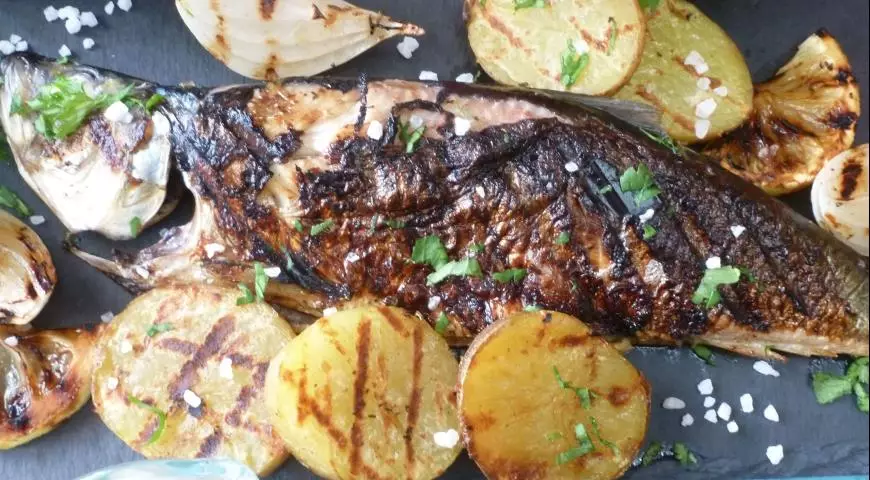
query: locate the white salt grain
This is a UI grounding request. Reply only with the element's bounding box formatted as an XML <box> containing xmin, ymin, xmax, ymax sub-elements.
<box><xmin>726</xmin><ymin>421</ymin><xmax>739</xmax><ymax>433</ymax></box>
<box><xmin>105</xmin><ymin>1</ymin><xmax>115</xmax><ymax>15</ymax></box>
<box><xmin>29</xmin><ymin>215</ymin><xmax>46</xmax><ymax>226</ymax></box>
<box><xmin>763</xmin><ymin>404</ymin><xmax>780</xmax><ymax>422</ymax></box>
<box><xmin>59</xmin><ymin>44</ymin><xmax>72</xmax><ymax>57</ymax></box>
<box><xmin>409</xmin><ymin>114</ymin><xmax>424</xmax><ymax>129</ymax></box>
<box><xmin>219</xmin><ymin>357</ymin><xmax>234</xmax><ymax>380</ymax></box>
<box><xmin>100</xmin><ymin>311</ymin><xmax>115</xmax><ymax>323</ymax></box>
<box><xmin>0</xmin><ymin>41</ymin><xmax>14</xmax><ymax>55</ymax></box>
<box><xmin>717</xmin><ymin>402</ymin><xmax>732</xmax><ymax>421</ymax></box>
<box><xmin>14</xmin><ymin>41</ymin><xmax>28</xmax><ymax>52</ymax></box>
<box><xmin>454</xmin><ymin>117</ymin><xmax>471</xmax><ymax>136</ymax></box>
<box><xmin>694</xmin><ymin>119</ymin><xmax>711</xmax><ymax>139</ymax></box>
<box><xmin>639</xmin><ymin>208</ymin><xmax>655</xmax><ymax>224</ymax></box>
<box><xmin>766</xmin><ymin>445</ymin><xmax>784</xmax><ymax>465</ymax></box>
<box><xmin>44</xmin><ymin>6</ymin><xmax>60</xmax><ymax>22</ymax></box>
<box><xmin>433</xmin><ymin>429</ymin><xmax>460</xmax><ymax>449</ymax></box>
<box><xmin>65</xmin><ymin>16</ymin><xmax>82</xmax><ymax>35</ymax></box>
<box><xmin>698</xmin><ymin>379</ymin><xmax>714</xmax><ymax>395</ymax></box>
<box><xmin>696</xmin><ymin>77</ymin><xmax>711</xmax><ymax>91</ymax></box>
<box><xmin>428</xmin><ymin>296</ymin><xmax>442</xmax><ymax>311</ymax></box>
<box><xmin>681</xmin><ymin>413</ymin><xmax>694</xmax><ymax>427</ymax></box>
<box><xmin>684</xmin><ymin>50</ymin><xmax>709</xmax><ymax>74</ymax></box>
<box><xmin>419</xmin><ymin>70</ymin><xmax>439</xmax><ymax>81</ymax></box>
<box><xmin>573</xmin><ymin>38</ymin><xmax>590</xmax><ymax>55</ymax></box>
<box><xmin>753</xmin><ymin>360</ymin><xmax>780</xmax><ymax>377</ymax></box>
<box><xmin>564</xmin><ymin>161</ymin><xmax>579</xmax><ymax>173</ymax></box>
<box><xmin>80</xmin><ymin>11</ymin><xmax>99</xmax><ymax>27</ymax></box>
<box><xmin>704</xmin><ymin>409</ymin><xmax>718</xmax><ymax>424</ymax></box>
<box><xmin>183</xmin><ymin>389</ymin><xmax>202</xmax><ymax>408</ymax></box>
<box><xmin>119</xmin><ymin>340</ymin><xmax>133</xmax><ymax>353</ymax></box>
<box><xmin>117</xmin><ymin>0</ymin><xmax>133</xmax><ymax>12</ymax></box>
<box><xmin>264</xmin><ymin>266</ymin><xmax>282</xmax><ymax>278</ymax></box>
<box><xmin>346</xmin><ymin>252</ymin><xmax>360</xmax><ymax>263</ymax></box>
<box><xmin>713</xmin><ymin>86</ymin><xmax>729</xmax><ymax>97</ymax></box>
<box><xmin>323</xmin><ymin>307</ymin><xmax>337</xmax><ymax>317</ymax></box>
<box><xmin>366</xmin><ymin>120</ymin><xmax>384</xmax><ymax>140</ymax></box>
<box><xmin>106</xmin><ymin>377</ymin><xmax>119</xmax><ymax>390</ymax></box>
<box><xmin>104</xmin><ymin>101</ymin><xmax>132</xmax><ymax>123</ymax></box>
<box><xmin>9</xmin><ymin>35</ymin><xmax>21</xmax><ymax>44</ymax></box>
<box><xmin>730</xmin><ymin>225</ymin><xmax>746</xmax><ymax>238</ymax></box>
<box><xmin>662</xmin><ymin>397</ymin><xmax>686</xmax><ymax>410</ymax></box>
<box><xmin>4</xmin><ymin>336</ymin><xmax>18</xmax><ymax>347</ymax></box>
<box><xmin>57</xmin><ymin>6</ymin><xmax>80</xmax><ymax>20</ymax></box>
<box><xmin>204</xmin><ymin>243</ymin><xmax>225</xmax><ymax>258</ymax></box>
<box><xmin>705</xmin><ymin>256</ymin><xmax>722</xmax><ymax>269</ymax></box>
<box><xmin>704</xmin><ymin>396</ymin><xmax>716</xmax><ymax>408</ymax></box>
<box><xmin>396</xmin><ymin>36</ymin><xmax>419</xmax><ymax>59</ymax></box>
<box><xmin>695</xmin><ymin>98</ymin><xmax>718</xmax><ymax>119</ymax></box>
<box><xmin>740</xmin><ymin>393</ymin><xmax>754</xmax><ymax>413</ymax></box>
<box><xmin>455</xmin><ymin>73</ymin><xmax>474</xmax><ymax>83</ymax></box>
<box><xmin>83</xmin><ymin>38</ymin><xmax>95</xmax><ymax>50</ymax></box>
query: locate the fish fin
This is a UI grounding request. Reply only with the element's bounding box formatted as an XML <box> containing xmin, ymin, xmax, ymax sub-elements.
<box><xmin>540</xmin><ymin>90</ymin><xmax>664</xmax><ymax>133</ymax></box>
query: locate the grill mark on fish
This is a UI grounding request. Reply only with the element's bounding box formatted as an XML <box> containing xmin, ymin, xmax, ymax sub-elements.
<box><xmin>87</xmin><ymin>116</ymin><xmax>122</xmax><ymax>169</ymax></box>
<box><xmin>348</xmin><ymin>317</ymin><xmax>372</xmax><ymax>476</ymax></box>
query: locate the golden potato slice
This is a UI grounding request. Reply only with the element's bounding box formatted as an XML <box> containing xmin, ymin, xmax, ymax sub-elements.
<box><xmin>1</xmin><ymin>325</ymin><xmax>94</xmax><ymax>449</ymax></box>
<box><xmin>465</xmin><ymin>0</ymin><xmax>645</xmax><ymax>95</ymax></box>
<box><xmin>459</xmin><ymin>311</ymin><xmax>650</xmax><ymax>480</ymax></box>
<box><xmin>91</xmin><ymin>286</ymin><xmax>294</xmax><ymax>476</ymax></box>
<box><xmin>615</xmin><ymin>0</ymin><xmax>752</xmax><ymax>143</ymax></box>
<box><xmin>265</xmin><ymin>306</ymin><xmax>461</xmax><ymax>480</ymax></box>
<box><xmin>704</xmin><ymin>31</ymin><xmax>860</xmax><ymax>195</ymax></box>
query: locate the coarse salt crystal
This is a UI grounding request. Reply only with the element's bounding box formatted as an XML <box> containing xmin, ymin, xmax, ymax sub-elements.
<box><xmin>696</xmin><ymin>77</ymin><xmax>711</xmax><ymax>90</ymax></box>
<box><xmin>57</xmin><ymin>6</ymin><xmax>80</xmax><ymax>20</ymax></box>
<box><xmin>694</xmin><ymin>119</ymin><xmax>711</xmax><ymax>139</ymax></box>
<box><xmin>717</xmin><ymin>402</ymin><xmax>732</xmax><ymax>421</ymax></box>
<box><xmin>704</xmin><ymin>396</ymin><xmax>716</xmax><ymax>408</ymax></box>
<box><xmin>80</xmin><ymin>12</ymin><xmax>98</xmax><ymax>27</ymax></box>
<box><xmin>713</xmin><ymin>86</ymin><xmax>729</xmax><ymax>97</ymax></box>
<box><xmin>433</xmin><ymin>429</ymin><xmax>460</xmax><ymax>449</ymax></box>
<box><xmin>367</xmin><ymin>120</ymin><xmax>384</xmax><ymax>140</ymax></box>
<box><xmin>0</xmin><ymin>41</ymin><xmax>15</xmax><ymax>55</ymax></box>
<box><xmin>730</xmin><ymin>225</ymin><xmax>746</xmax><ymax>238</ymax></box>
<box><xmin>65</xmin><ymin>16</ymin><xmax>83</xmax><ymax>35</ymax></box>
<box><xmin>704</xmin><ymin>409</ymin><xmax>718</xmax><ymax>423</ymax></box>
<box><xmin>684</xmin><ymin>50</ymin><xmax>708</xmax><ymax>73</ymax></box>
<box><xmin>29</xmin><ymin>215</ymin><xmax>45</xmax><ymax>226</ymax></box>
<box><xmin>428</xmin><ymin>296</ymin><xmax>442</xmax><ymax>311</ymax></box>
<box><xmin>396</xmin><ymin>36</ymin><xmax>419</xmax><ymax>59</ymax></box>
<box><xmin>104</xmin><ymin>101</ymin><xmax>133</xmax><ymax>123</ymax></box>
<box><xmin>726</xmin><ymin>420</ymin><xmax>739</xmax><ymax>433</ymax></box>
<box><xmin>14</xmin><ymin>41</ymin><xmax>28</xmax><ymax>52</ymax></box>
<box><xmin>740</xmin><ymin>393</ymin><xmax>754</xmax><ymax>413</ymax></box>
<box><xmin>766</xmin><ymin>445</ymin><xmax>784</xmax><ymax>465</ymax></box>
<box><xmin>323</xmin><ymin>307</ymin><xmax>337</xmax><ymax>317</ymax></box>
<box><xmin>100</xmin><ymin>311</ymin><xmax>115</xmax><ymax>323</ymax></box>
<box><xmin>705</xmin><ymin>256</ymin><xmax>722</xmax><ymax>269</ymax></box>
<box><xmin>119</xmin><ymin>340</ymin><xmax>133</xmax><ymax>353</ymax></box>
<box><xmin>475</xmin><ymin>185</ymin><xmax>486</xmax><ymax>198</ymax></box>
<box><xmin>753</xmin><ymin>360</ymin><xmax>780</xmax><ymax>377</ymax></box>
<box><xmin>59</xmin><ymin>44</ymin><xmax>72</xmax><ymax>57</ymax></box>
<box><xmin>183</xmin><ymin>389</ymin><xmax>202</xmax><ymax>408</ymax></box>
<box><xmin>105</xmin><ymin>377</ymin><xmax>119</xmax><ymax>390</ymax></box>
<box><xmin>564</xmin><ymin>161</ymin><xmax>579</xmax><ymax>173</ymax></box>
<box><xmin>662</xmin><ymin>397</ymin><xmax>686</xmax><ymax>410</ymax></box>
<box><xmin>105</xmin><ymin>2</ymin><xmax>115</xmax><ymax>15</ymax></box>
<box><xmin>573</xmin><ymin>38</ymin><xmax>590</xmax><ymax>55</ymax></box>
<box><xmin>638</xmin><ymin>208</ymin><xmax>655</xmax><ymax>224</ymax></box>
<box><xmin>4</xmin><ymin>336</ymin><xmax>19</xmax><ymax>347</ymax></box>
<box><xmin>117</xmin><ymin>0</ymin><xmax>133</xmax><ymax>12</ymax></box>
<box><xmin>152</xmin><ymin>112</ymin><xmax>170</xmax><ymax>136</ymax></box>
<box><xmin>44</xmin><ymin>6</ymin><xmax>60</xmax><ymax>22</ymax></box>
<box><xmin>419</xmin><ymin>70</ymin><xmax>439</xmax><ymax>81</ymax></box>
<box><xmin>681</xmin><ymin>413</ymin><xmax>694</xmax><ymax>427</ymax></box>
<box><xmin>455</xmin><ymin>73</ymin><xmax>474</xmax><ymax>83</ymax></box>
<box><xmin>409</xmin><ymin>114</ymin><xmax>424</xmax><ymax>129</ymax></box>
<box><xmin>134</xmin><ymin>266</ymin><xmax>150</xmax><ymax>278</ymax></box>
<box><xmin>264</xmin><ymin>266</ymin><xmax>282</xmax><ymax>278</ymax></box>
<box><xmin>204</xmin><ymin>243</ymin><xmax>224</xmax><ymax>258</ymax></box>
<box><xmin>83</xmin><ymin>38</ymin><xmax>95</xmax><ymax>50</ymax></box>
<box><xmin>698</xmin><ymin>379</ymin><xmax>714</xmax><ymax>395</ymax></box>
<box><xmin>695</xmin><ymin>98</ymin><xmax>718</xmax><ymax>119</ymax></box>
<box><xmin>9</xmin><ymin>35</ymin><xmax>21</xmax><ymax>44</ymax></box>
<box><xmin>346</xmin><ymin>252</ymin><xmax>360</xmax><ymax>263</ymax></box>
<box><xmin>454</xmin><ymin>117</ymin><xmax>471</xmax><ymax>136</ymax></box>
<box><xmin>219</xmin><ymin>357</ymin><xmax>233</xmax><ymax>379</ymax></box>
<box><xmin>763</xmin><ymin>404</ymin><xmax>779</xmax><ymax>422</ymax></box>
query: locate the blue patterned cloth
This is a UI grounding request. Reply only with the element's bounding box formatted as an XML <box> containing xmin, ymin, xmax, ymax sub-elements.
<box><xmin>76</xmin><ymin>459</ymin><xmax>259</xmax><ymax>480</ymax></box>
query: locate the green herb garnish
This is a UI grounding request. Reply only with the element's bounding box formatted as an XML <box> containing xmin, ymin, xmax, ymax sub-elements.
<box><xmin>129</xmin><ymin>216</ymin><xmax>142</xmax><ymax>237</ymax></box>
<box><xmin>638</xmin><ymin>0</ymin><xmax>662</xmax><ymax>11</ymax></box>
<box><xmin>513</xmin><ymin>0</ymin><xmax>546</xmax><ymax>9</ymax></box>
<box><xmin>523</xmin><ymin>304</ymin><xmax>542</xmax><ymax>312</ymax></box>
<box><xmin>589</xmin><ymin>416</ymin><xmax>619</xmax><ymax>455</ymax></box>
<box><xmin>237</xmin><ymin>262</ymin><xmax>268</xmax><ymax>305</ymax></box>
<box><xmin>434</xmin><ymin>312</ymin><xmax>449</xmax><ymax>335</ymax></box>
<box><xmin>855</xmin><ymin>383</ymin><xmax>869</xmax><ymax>413</ymax></box>
<box><xmin>468</xmin><ymin>242</ymin><xmax>485</xmax><ymax>254</ymax></box>
<box><xmin>55</xmin><ymin>56</ymin><xmax>70</xmax><ymax>65</ymax></box>
<box><xmin>555</xmin><ymin>231</ymin><xmax>570</xmax><ymax>245</ymax></box>
<box><xmin>0</xmin><ymin>128</ymin><xmax>10</xmax><ymax>164</ymax></box>
<box><xmin>812</xmin><ymin>357</ymin><xmax>869</xmax><ymax>412</ymax></box>
<box><xmin>281</xmin><ymin>246</ymin><xmax>294</xmax><ymax>271</ymax></box>
<box><xmin>310</xmin><ymin>219</ymin><xmax>334</xmax><ymax>236</ymax></box>
<box><xmin>492</xmin><ymin>268</ymin><xmax>527</xmax><ymax>284</ymax></box>
<box><xmin>619</xmin><ymin>164</ymin><xmax>661</xmax><ymax>204</ymax></box>
<box><xmin>556</xmin><ymin>423</ymin><xmax>595</xmax><ymax>465</ymax></box>
<box><xmin>144</xmin><ymin>93</ymin><xmax>165</xmax><ymax>113</ymax></box>
<box><xmin>570</xmin><ymin>279</ymin><xmax>579</xmax><ymax>292</ymax></box>
<box><xmin>560</xmin><ymin>40</ymin><xmax>590</xmax><ymax>88</ymax></box>
<box><xmin>293</xmin><ymin>219</ymin><xmax>304</xmax><ymax>232</ymax></box>
<box><xmin>0</xmin><ymin>185</ymin><xmax>32</xmax><ymax>217</ymax></box>
<box><xmin>146</xmin><ymin>323</ymin><xmax>173</xmax><ymax>337</ymax></box>
<box><xmin>640</xmin><ymin>441</ymin><xmax>663</xmax><ymax>466</ymax></box>
<box><xmin>384</xmin><ymin>219</ymin><xmax>405</xmax><ymax>229</ymax></box>
<box><xmin>691</xmin><ymin>344</ymin><xmax>715</xmax><ymax>366</ymax></box>
<box><xmin>642</xmin><ymin>224</ymin><xmax>657</xmax><ymax>240</ymax></box>
<box><xmin>599</xmin><ymin>185</ymin><xmax>614</xmax><ymax>194</ymax></box>
<box><xmin>554</xmin><ymin>366</ymin><xmax>596</xmax><ymax>409</ymax></box>
<box><xmin>546</xmin><ymin>432</ymin><xmax>563</xmax><ymax>442</ymax></box>
<box><xmin>127</xmin><ymin>395</ymin><xmax>167</xmax><ymax>445</ymax></box>
<box><xmin>607</xmin><ymin>18</ymin><xmax>618</xmax><ymax>55</ymax></box>
<box><xmin>426</xmin><ymin>257</ymin><xmax>483</xmax><ymax>285</ymax></box>
<box><xmin>412</xmin><ymin>235</ymin><xmax>449</xmax><ymax>270</ymax></box>
<box><xmin>639</xmin><ymin>128</ymin><xmax>681</xmax><ymax>154</ymax></box>
<box><xmin>847</xmin><ymin>357</ymin><xmax>869</xmax><ymax>384</ymax></box>
<box><xmin>691</xmin><ymin>266</ymin><xmax>741</xmax><ymax>309</ymax></box>
<box><xmin>399</xmin><ymin>122</ymin><xmax>425</xmax><ymax>153</ymax></box>
<box><xmin>673</xmin><ymin>442</ymin><xmax>698</xmax><ymax>466</ymax></box>
<box><xmin>236</xmin><ymin>284</ymin><xmax>255</xmax><ymax>305</ymax></box>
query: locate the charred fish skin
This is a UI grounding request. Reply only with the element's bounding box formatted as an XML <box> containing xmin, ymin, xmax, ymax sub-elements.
<box><xmin>5</xmin><ymin>54</ymin><xmax>859</xmax><ymax>357</ymax></box>
<box><xmin>0</xmin><ymin>53</ymin><xmax>177</xmax><ymax>241</ymax></box>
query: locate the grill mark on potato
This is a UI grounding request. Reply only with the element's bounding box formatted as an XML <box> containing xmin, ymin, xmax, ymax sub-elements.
<box><xmin>348</xmin><ymin>317</ymin><xmax>372</xmax><ymax>476</ymax></box>
<box><xmin>168</xmin><ymin>315</ymin><xmax>236</xmax><ymax>399</ymax></box>
<box><xmin>551</xmin><ymin>333</ymin><xmax>589</xmax><ymax>348</ymax></box>
<box><xmin>607</xmin><ymin>386</ymin><xmax>630</xmax><ymax>407</ymax></box>
<box><xmin>157</xmin><ymin>338</ymin><xmax>198</xmax><ymax>355</ymax></box>
<box><xmin>291</xmin><ymin>368</ymin><xmax>349</xmax><ymax>449</ymax></box>
<box><xmin>320</xmin><ymin>323</ymin><xmax>348</xmax><ymax>356</ymax></box>
<box><xmin>634</xmin><ymin>88</ymin><xmax>695</xmax><ymax>131</ymax></box>
<box><xmin>225</xmin><ymin>385</ymin><xmax>256</xmax><ymax>427</ymax></box>
<box><xmin>196</xmin><ymin>429</ymin><xmax>223</xmax><ymax>457</ymax></box>
<box><xmin>379</xmin><ymin>306</ymin><xmax>410</xmax><ymax>338</ymax></box>
<box><xmin>482</xmin><ymin>9</ymin><xmax>531</xmax><ymax>54</ymax></box>
<box><xmin>404</xmin><ymin>325</ymin><xmax>424</xmax><ymax>473</ymax></box>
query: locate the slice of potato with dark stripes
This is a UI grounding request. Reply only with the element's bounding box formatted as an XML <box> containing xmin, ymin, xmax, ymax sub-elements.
<box><xmin>91</xmin><ymin>286</ymin><xmax>295</xmax><ymax>476</ymax></box>
<box><xmin>459</xmin><ymin>310</ymin><xmax>650</xmax><ymax>480</ymax></box>
<box><xmin>465</xmin><ymin>0</ymin><xmax>645</xmax><ymax>96</ymax></box>
<box><xmin>265</xmin><ymin>306</ymin><xmax>461</xmax><ymax>480</ymax></box>
<box><xmin>1</xmin><ymin>325</ymin><xmax>94</xmax><ymax>449</ymax></box>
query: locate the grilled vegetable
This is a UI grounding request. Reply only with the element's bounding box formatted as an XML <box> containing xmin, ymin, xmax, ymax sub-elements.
<box><xmin>812</xmin><ymin>144</ymin><xmax>868</xmax><ymax>256</ymax></box>
<box><xmin>459</xmin><ymin>310</ymin><xmax>650</xmax><ymax>479</ymax></box>
<box><xmin>615</xmin><ymin>0</ymin><xmax>752</xmax><ymax>143</ymax></box>
<box><xmin>0</xmin><ymin>209</ymin><xmax>56</xmax><ymax>325</ymax></box>
<box><xmin>265</xmin><ymin>306</ymin><xmax>461</xmax><ymax>480</ymax></box>
<box><xmin>465</xmin><ymin>0</ymin><xmax>645</xmax><ymax>95</ymax></box>
<box><xmin>176</xmin><ymin>0</ymin><xmax>423</xmax><ymax>80</ymax></box>
<box><xmin>91</xmin><ymin>286</ymin><xmax>295</xmax><ymax>476</ymax></box>
<box><xmin>704</xmin><ymin>31</ymin><xmax>860</xmax><ymax>195</ymax></box>
<box><xmin>1</xmin><ymin>325</ymin><xmax>95</xmax><ymax>449</ymax></box>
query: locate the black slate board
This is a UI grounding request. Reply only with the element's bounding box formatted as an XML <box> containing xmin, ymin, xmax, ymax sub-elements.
<box><xmin>0</xmin><ymin>1</ymin><xmax>868</xmax><ymax>479</ymax></box>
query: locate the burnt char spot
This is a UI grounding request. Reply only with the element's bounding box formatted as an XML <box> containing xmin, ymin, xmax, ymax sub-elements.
<box><xmin>196</xmin><ymin>430</ymin><xmax>223</xmax><ymax>458</ymax></box>
<box><xmin>404</xmin><ymin>326</ymin><xmax>424</xmax><ymax>471</ymax></box>
<box><xmin>607</xmin><ymin>386</ymin><xmax>630</xmax><ymax>407</ymax></box>
<box><xmin>835</xmin><ymin>67</ymin><xmax>855</xmax><ymax>85</ymax></box>
<box><xmin>88</xmin><ymin>116</ymin><xmax>122</xmax><ymax>169</ymax></box>
<box><xmin>552</xmin><ymin>334</ymin><xmax>589</xmax><ymax>348</ymax></box>
<box><xmin>840</xmin><ymin>160</ymin><xmax>864</xmax><ymax>200</ymax></box>
<box><xmin>259</xmin><ymin>0</ymin><xmax>277</xmax><ymax>19</ymax></box>
<box><xmin>3</xmin><ymin>390</ymin><xmax>31</xmax><ymax>429</ymax></box>
<box><xmin>348</xmin><ymin>318</ymin><xmax>373</xmax><ymax>476</ymax></box>
<box><xmin>311</xmin><ymin>4</ymin><xmax>325</xmax><ymax>19</ymax></box>
<box><xmin>829</xmin><ymin>110</ymin><xmax>858</xmax><ymax>130</ymax></box>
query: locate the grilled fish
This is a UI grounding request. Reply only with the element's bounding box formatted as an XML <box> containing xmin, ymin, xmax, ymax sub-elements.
<box><xmin>2</xmin><ymin>53</ymin><xmax>867</xmax><ymax>358</ymax></box>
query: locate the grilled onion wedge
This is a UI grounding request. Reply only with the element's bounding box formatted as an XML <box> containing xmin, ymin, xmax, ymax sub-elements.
<box><xmin>265</xmin><ymin>306</ymin><xmax>462</xmax><ymax>480</ymax></box>
<box><xmin>1</xmin><ymin>325</ymin><xmax>95</xmax><ymax>450</ymax></box>
<box><xmin>91</xmin><ymin>286</ymin><xmax>295</xmax><ymax>476</ymax></box>
<box><xmin>465</xmin><ymin>0</ymin><xmax>645</xmax><ymax>95</ymax></box>
<box><xmin>459</xmin><ymin>311</ymin><xmax>650</xmax><ymax>480</ymax></box>
<box><xmin>704</xmin><ymin>31</ymin><xmax>860</xmax><ymax>195</ymax></box>
<box><xmin>0</xmin><ymin>209</ymin><xmax>56</xmax><ymax>325</ymax></box>
<box><xmin>615</xmin><ymin>0</ymin><xmax>752</xmax><ymax>143</ymax></box>
<box><xmin>812</xmin><ymin>144</ymin><xmax>869</xmax><ymax>256</ymax></box>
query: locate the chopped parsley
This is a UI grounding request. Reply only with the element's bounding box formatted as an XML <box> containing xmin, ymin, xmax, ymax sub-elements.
<box><xmin>468</xmin><ymin>242</ymin><xmax>485</xmax><ymax>254</ymax></box>
<box><xmin>144</xmin><ymin>93</ymin><xmax>165</xmax><ymax>113</ymax></box>
<box><xmin>640</xmin><ymin>441</ymin><xmax>663</xmax><ymax>466</ymax></box>
<box><xmin>513</xmin><ymin>0</ymin><xmax>546</xmax><ymax>9</ymax></box>
<box><xmin>607</xmin><ymin>18</ymin><xmax>618</xmax><ymax>55</ymax></box>
<box><xmin>369</xmin><ymin>214</ymin><xmax>380</xmax><ymax>233</ymax></box>
<box><xmin>737</xmin><ymin>266</ymin><xmax>758</xmax><ymax>284</ymax></box>
<box><xmin>492</xmin><ymin>268</ymin><xmax>527</xmax><ymax>284</ymax></box>
<box><xmin>281</xmin><ymin>246</ymin><xmax>294</xmax><ymax>271</ymax></box>
<box><xmin>236</xmin><ymin>284</ymin><xmax>255</xmax><ymax>305</ymax></box>
<box><xmin>0</xmin><ymin>128</ymin><xmax>10</xmax><ymax>164</ymax></box>
<box><xmin>560</xmin><ymin>40</ymin><xmax>590</xmax><ymax>88</ymax></box>
<box><xmin>638</xmin><ymin>0</ymin><xmax>662</xmax><ymax>11</ymax></box>
<box><xmin>523</xmin><ymin>304</ymin><xmax>542</xmax><ymax>312</ymax></box>
<box><xmin>812</xmin><ymin>357</ymin><xmax>869</xmax><ymax>412</ymax></box>
<box><xmin>427</xmin><ymin>257</ymin><xmax>482</xmax><ymax>285</ymax></box>
<box><xmin>0</xmin><ymin>185</ymin><xmax>32</xmax><ymax>217</ymax></box>
<box><xmin>384</xmin><ymin>218</ymin><xmax>405</xmax><ymax>229</ymax></box>
<box><xmin>146</xmin><ymin>323</ymin><xmax>173</xmax><ymax>337</ymax></box>
<box><xmin>399</xmin><ymin>122</ymin><xmax>425</xmax><ymax>153</ymax></box>
<box><xmin>55</xmin><ymin>56</ymin><xmax>70</xmax><ymax>65</ymax></box>
<box><xmin>847</xmin><ymin>356</ymin><xmax>869</xmax><ymax>384</ymax></box>
<box><xmin>293</xmin><ymin>219</ymin><xmax>304</xmax><ymax>232</ymax></box>
<box><xmin>237</xmin><ymin>262</ymin><xmax>268</xmax><ymax>305</ymax></box>
<box><xmin>691</xmin><ymin>266</ymin><xmax>742</xmax><ymax>309</ymax></box>
<box><xmin>434</xmin><ymin>312</ymin><xmax>449</xmax><ymax>335</ymax></box>
<box><xmin>310</xmin><ymin>219</ymin><xmax>334</xmax><ymax>236</ymax></box>
<box><xmin>554</xmin><ymin>366</ymin><xmax>596</xmax><ymax>409</ymax></box>
<box><xmin>589</xmin><ymin>416</ymin><xmax>619</xmax><ymax>455</ymax></box>
<box><xmin>13</xmin><ymin>76</ymin><xmax>134</xmax><ymax>139</ymax></box>
<box><xmin>556</xmin><ymin>423</ymin><xmax>595</xmax><ymax>465</ymax></box>
<box><xmin>127</xmin><ymin>395</ymin><xmax>167</xmax><ymax>445</ymax></box>
<box><xmin>599</xmin><ymin>185</ymin><xmax>614</xmax><ymax>194</ymax></box>
<box><xmin>129</xmin><ymin>216</ymin><xmax>142</xmax><ymax>237</ymax></box>
<box><xmin>673</xmin><ymin>442</ymin><xmax>698</xmax><ymax>466</ymax></box>
<box><xmin>555</xmin><ymin>231</ymin><xmax>570</xmax><ymax>245</ymax></box>
<box><xmin>546</xmin><ymin>432</ymin><xmax>563</xmax><ymax>442</ymax></box>
<box><xmin>639</xmin><ymin>128</ymin><xmax>681</xmax><ymax>154</ymax></box>
<box><xmin>570</xmin><ymin>279</ymin><xmax>579</xmax><ymax>292</ymax></box>
<box><xmin>619</xmin><ymin>164</ymin><xmax>661</xmax><ymax>204</ymax></box>
<box><xmin>411</xmin><ymin>235</ymin><xmax>449</xmax><ymax>270</ymax></box>
<box><xmin>691</xmin><ymin>344</ymin><xmax>715</xmax><ymax>366</ymax></box>
<box><xmin>642</xmin><ymin>224</ymin><xmax>657</xmax><ymax>240</ymax></box>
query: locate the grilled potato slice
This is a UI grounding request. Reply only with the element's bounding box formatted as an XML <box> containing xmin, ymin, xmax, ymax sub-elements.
<box><xmin>465</xmin><ymin>0</ymin><xmax>645</xmax><ymax>95</ymax></box>
<box><xmin>704</xmin><ymin>31</ymin><xmax>860</xmax><ymax>195</ymax></box>
<box><xmin>91</xmin><ymin>286</ymin><xmax>294</xmax><ymax>476</ymax></box>
<box><xmin>1</xmin><ymin>325</ymin><xmax>94</xmax><ymax>449</ymax></box>
<box><xmin>615</xmin><ymin>0</ymin><xmax>752</xmax><ymax>143</ymax></box>
<box><xmin>265</xmin><ymin>306</ymin><xmax>461</xmax><ymax>480</ymax></box>
<box><xmin>459</xmin><ymin>311</ymin><xmax>650</xmax><ymax>480</ymax></box>
<box><xmin>0</xmin><ymin>209</ymin><xmax>56</xmax><ymax>325</ymax></box>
